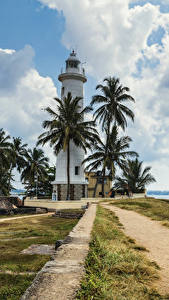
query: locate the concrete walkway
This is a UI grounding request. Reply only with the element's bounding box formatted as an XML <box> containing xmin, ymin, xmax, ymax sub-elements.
<box><xmin>21</xmin><ymin>204</ymin><xmax>97</xmax><ymax>300</ymax></box>
<box><xmin>103</xmin><ymin>204</ymin><xmax>169</xmax><ymax>295</ymax></box>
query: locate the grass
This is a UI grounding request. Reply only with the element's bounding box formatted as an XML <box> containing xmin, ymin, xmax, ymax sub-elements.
<box><xmin>0</xmin><ymin>213</ymin><xmax>79</xmax><ymax>300</ymax></box>
<box><xmin>76</xmin><ymin>206</ymin><xmax>168</xmax><ymax>300</ymax></box>
<box><xmin>111</xmin><ymin>197</ymin><xmax>169</xmax><ymax>227</ymax></box>
<box><xmin>0</xmin><ymin>274</ymin><xmax>35</xmax><ymax>300</ymax></box>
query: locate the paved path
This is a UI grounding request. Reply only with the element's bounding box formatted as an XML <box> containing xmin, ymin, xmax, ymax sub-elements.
<box><xmin>21</xmin><ymin>204</ymin><xmax>97</xmax><ymax>300</ymax></box>
<box><xmin>0</xmin><ymin>213</ymin><xmax>54</xmax><ymax>222</ymax></box>
<box><xmin>103</xmin><ymin>204</ymin><xmax>169</xmax><ymax>294</ymax></box>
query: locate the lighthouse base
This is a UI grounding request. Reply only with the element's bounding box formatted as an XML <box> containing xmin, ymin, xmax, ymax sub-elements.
<box><xmin>52</xmin><ymin>184</ymin><xmax>88</xmax><ymax>201</ymax></box>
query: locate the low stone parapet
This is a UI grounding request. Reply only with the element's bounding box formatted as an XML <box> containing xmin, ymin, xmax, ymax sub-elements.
<box><xmin>81</xmin><ymin>193</ymin><xmax>146</xmax><ymax>201</ymax></box>
<box><xmin>24</xmin><ymin>199</ymin><xmax>98</xmax><ymax>209</ymax></box>
<box><xmin>24</xmin><ymin>193</ymin><xmax>146</xmax><ymax>210</ymax></box>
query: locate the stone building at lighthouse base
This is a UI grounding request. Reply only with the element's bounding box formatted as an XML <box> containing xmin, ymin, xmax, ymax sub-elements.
<box><xmin>52</xmin><ymin>183</ymin><xmax>88</xmax><ymax>201</ymax></box>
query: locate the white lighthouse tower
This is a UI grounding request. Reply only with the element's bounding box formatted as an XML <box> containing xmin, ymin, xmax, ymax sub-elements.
<box><xmin>52</xmin><ymin>51</ymin><xmax>88</xmax><ymax>200</ymax></box>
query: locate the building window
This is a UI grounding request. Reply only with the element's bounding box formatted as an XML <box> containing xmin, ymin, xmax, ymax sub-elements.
<box><xmin>85</xmin><ymin>177</ymin><xmax>89</xmax><ymax>184</ymax></box>
<box><xmin>75</xmin><ymin>166</ymin><xmax>79</xmax><ymax>175</ymax></box>
<box><xmin>98</xmin><ymin>178</ymin><xmax>107</xmax><ymax>184</ymax></box>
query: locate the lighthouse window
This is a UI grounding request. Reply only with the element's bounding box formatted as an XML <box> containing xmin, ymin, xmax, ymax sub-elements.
<box><xmin>61</xmin><ymin>87</ymin><xmax>64</xmax><ymax>97</ymax></box>
<box><xmin>67</xmin><ymin>61</ymin><xmax>78</xmax><ymax>68</ymax></box>
<box><xmin>75</xmin><ymin>166</ymin><xmax>79</xmax><ymax>175</ymax></box>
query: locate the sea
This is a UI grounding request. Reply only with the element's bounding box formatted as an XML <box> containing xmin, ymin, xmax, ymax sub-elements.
<box><xmin>10</xmin><ymin>189</ymin><xmax>169</xmax><ymax>200</ymax></box>
<box><xmin>11</xmin><ymin>189</ymin><xmax>26</xmax><ymax>200</ymax></box>
<box><xmin>146</xmin><ymin>191</ymin><xmax>169</xmax><ymax>200</ymax></box>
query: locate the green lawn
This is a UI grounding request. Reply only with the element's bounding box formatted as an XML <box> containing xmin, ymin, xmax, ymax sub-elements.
<box><xmin>76</xmin><ymin>206</ymin><xmax>168</xmax><ymax>300</ymax></box>
<box><xmin>0</xmin><ymin>214</ymin><xmax>78</xmax><ymax>300</ymax></box>
<box><xmin>111</xmin><ymin>197</ymin><xmax>169</xmax><ymax>227</ymax></box>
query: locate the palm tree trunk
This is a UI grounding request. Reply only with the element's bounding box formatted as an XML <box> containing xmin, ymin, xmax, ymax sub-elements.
<box><xmin>101</xmin><ymin>167</ymin><xmax>106</xmax><ymax>198</ymax></box>
<box><xmin>93</xmin><ymin>177</ymin><xmax>99</xmax><ymax>197</ymax></box>
<box><xmin>102</xmin><ymin>120</ymin><xmax>110</xmax><ymax>198</ymax></box>
<box><xmin>66</xmin><ymin>141</ymin><xmax>70</xmax><ymax>200</ymax></box>
<box><xmin>8</xmin><ymin>164</ymin><xmax>13</xmax><ymax>194</ymax></box>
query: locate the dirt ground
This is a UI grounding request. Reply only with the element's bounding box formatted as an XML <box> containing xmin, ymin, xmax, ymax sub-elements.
<box><xmin>0</xmin><ymin>212</ymin><xmax>54</xmax><ymax>222</ymax></box>
<box><xmin>103</xmin><ymin>204</ymin><xmax>169</xmax><ymax>295</ymax></box>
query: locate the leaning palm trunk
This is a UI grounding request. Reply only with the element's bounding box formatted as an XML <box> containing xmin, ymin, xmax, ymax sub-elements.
<box><xmin>66</xmin><ymin>141</ymin><xmax>70</xmax><ymax>200</ymax></box>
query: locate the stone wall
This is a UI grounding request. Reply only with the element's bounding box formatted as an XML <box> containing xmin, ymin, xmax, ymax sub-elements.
<box><xmin>0</xmin><ymin>196</ymin><xmax>22</xmax><ymax>208</ymax></box>
<box><xmin>56</xmin><ymin>184</ymin><xmax>87</xmax><ymax>200</ymax></box>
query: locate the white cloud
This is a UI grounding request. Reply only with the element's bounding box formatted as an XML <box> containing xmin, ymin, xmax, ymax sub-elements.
<box><xmin>0</xmin><ymin>46</ymin><xmax>57</xmax><ymax>177</ymax></box>
<box><xmin>38</xmin><ymin>1</ymin><xmax>165</xmax><ymax>78</ymax></box>
<box><xmin>36</xmin><ymin>0</ymin><xmax>169</xmax><ymax>189</ymax></box>
<box><xmin>0</xmin><ymin>45</ymin><xmax>35</xmax><ymax>93</ymax></box>
<box><xmin>0</xmin><ymin>48</ymin><xmax>15</xmax><ymax>54</ymax></box>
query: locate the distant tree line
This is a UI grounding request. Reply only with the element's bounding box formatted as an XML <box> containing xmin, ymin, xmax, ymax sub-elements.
<box><xmin>0</xmin><ymin>129</ymin><xmax>55</xmax><ymax>197</ymax></box>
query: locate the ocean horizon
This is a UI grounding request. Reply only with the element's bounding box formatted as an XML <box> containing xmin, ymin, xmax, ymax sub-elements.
<box><xmin>146</xmin><ymin>191</ymin><xmax>169</xmax><ymax>200</ymax></box>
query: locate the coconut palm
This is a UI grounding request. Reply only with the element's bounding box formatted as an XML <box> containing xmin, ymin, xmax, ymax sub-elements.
<box><xmin>0</xmin><ymin>128</ymin><xmax>11</xmax><ymax>169</ymax></box>
<box><xmin>21</xmin><ymin>147</ymin><xmax>49</xmax><ymax>195</ymax></box>
<box><xmin>37</xmin><ymin>92</ymin><xmax>99</xmax><ymax>199</ymax></box>
<box><xmin>91</xmin><ymin>77</ymin><xmax>135</xmax><ymax>131</ymax></box>
<box><xmin>113</xmin><ymin>158</ymin><xmax>156</xmax><ymax>193</ymax></box>
<box><xmin>0</xmin><ymin>168</ymin><xmax>14</xmax><ymax>196</ymax></box>
<box><xmin>8</xmin><ymin>137</ymin><xmax>28</xmax><ymax>190</ymax></box>
<box><xmin>83</xmin><ymin>125</ymin><xmax>138</xmax><ymax>196</ymax></box>
<box><xmin>91</xmin><ymin>77</ymin><xmax>135</xmax><ymax>197</ymax></box>
<box><xmin>36</xmin><ymin>166</ymin><xmax>56</xmax><ymax>197</ymax></box>
<box><xmin>0</xmin><ymin>129</ymin><xmax>12</xmax><ymax>195</ymax></box>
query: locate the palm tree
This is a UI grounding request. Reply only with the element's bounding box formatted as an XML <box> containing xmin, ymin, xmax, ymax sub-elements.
<box><xmin>83</xmin><ymin>125</ymin><xmax>138</xmax><ymax>197</ymax></box>
<box><xmin>37</xmin><ymin>166</ymin><xmax>56</xmax><ymax>197</ymax></box>
<box><xmin>21</xmin><ymin>147</ymin><xmax>49</xmax><ymax>196</ymax></box>
<box><xmin>91</xmin><ymin>77</ymin><xmax>135</xmax><ymax>197</ymax></box>
<box><xmin>0</xmin><ymin>129</ymin><xmax>12</xmax><ymax>195</ymax></box>
<box><xmin>37</xmin><ymin>92</ymin><xmax>98</xmax><ymax>199</ymax></box>
<box><xmin>113</xmin><ymin>158</ymin><xmax>156</xmax><ymax>193</ymax></box>
<box><xmin>0</xmin><ymin>128</ymin><xmax>11</xmax><ymax>169</ymax></box>
<box><xmin>8</xmin><ymin>137</ymin><xmax>27</xmax><ymax>191</ymax></box>
<box><xmin>0</xmin><ymin>168</ymin><xmax>14</xmax><ymax>196</ymax></box>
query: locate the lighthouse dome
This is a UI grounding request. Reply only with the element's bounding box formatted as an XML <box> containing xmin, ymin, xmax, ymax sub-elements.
<box><xmin>66</xmin><ymin>50</ymin><xmax>81</xmax><ymax>70</ymax></box>
<box><xmin>66</xmin><ymin>50</ymin><xmax>80</xmax><ymax>63</ymax></box>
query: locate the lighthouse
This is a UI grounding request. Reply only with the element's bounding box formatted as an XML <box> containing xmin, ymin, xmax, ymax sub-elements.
<box><xmin>52</xmin><ymin>51</ymin><xmax>88</xmax><ymax>200</ymax></box>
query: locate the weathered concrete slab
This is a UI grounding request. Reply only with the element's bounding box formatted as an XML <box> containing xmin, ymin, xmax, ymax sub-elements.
<box><xmin>21</xmin><ymin>244</ymin><xmax>55</xmax><ymax>255</ymax></box>
<box><xmin>21</xmin><ymin>204</ymin><xmax>97</xmax><ymax>300</ymax></box>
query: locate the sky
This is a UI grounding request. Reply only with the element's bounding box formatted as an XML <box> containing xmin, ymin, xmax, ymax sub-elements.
<box><xmin>0</xmin><ymin>0</ymin><xmax>169</xmax><ymax>190</ymax></box>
